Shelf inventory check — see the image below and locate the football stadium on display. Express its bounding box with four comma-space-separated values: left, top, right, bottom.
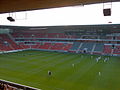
0, 0, 120, 90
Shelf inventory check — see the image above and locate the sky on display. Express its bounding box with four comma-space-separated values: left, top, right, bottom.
0, 2, 120, 26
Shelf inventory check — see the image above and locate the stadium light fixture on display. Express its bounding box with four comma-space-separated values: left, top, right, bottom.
103, 8, 111, 16
103, 2, 112, 16
7, 17, 15, 22
7, 13, 15, 22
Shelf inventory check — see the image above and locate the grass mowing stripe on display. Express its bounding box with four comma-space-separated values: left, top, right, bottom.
0, 51, 120, 90
0, 51, 64, 73
28, 53, 78, 75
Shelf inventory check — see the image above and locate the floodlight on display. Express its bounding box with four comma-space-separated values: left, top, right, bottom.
103, 8, 111, 16
7, 16, 15, 22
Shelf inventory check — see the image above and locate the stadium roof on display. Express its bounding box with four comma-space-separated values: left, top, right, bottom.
1, 24, 120, 31
0, 0, 118, 13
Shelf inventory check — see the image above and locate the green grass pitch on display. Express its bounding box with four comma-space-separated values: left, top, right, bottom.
0, 50, 120, 90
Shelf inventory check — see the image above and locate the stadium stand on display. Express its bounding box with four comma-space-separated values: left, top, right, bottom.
0, 34, 22, 51
94, 43, 104, 52
79, 42, 94, 52
39, 42, 52, 49
0, 79, 40, 90
113, 45, 120, 54
50, 43, 64, 50
0, 24, 120, 56
103, 44, 112, 54
116, 36, 120, 40
70, 42, 81, 51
